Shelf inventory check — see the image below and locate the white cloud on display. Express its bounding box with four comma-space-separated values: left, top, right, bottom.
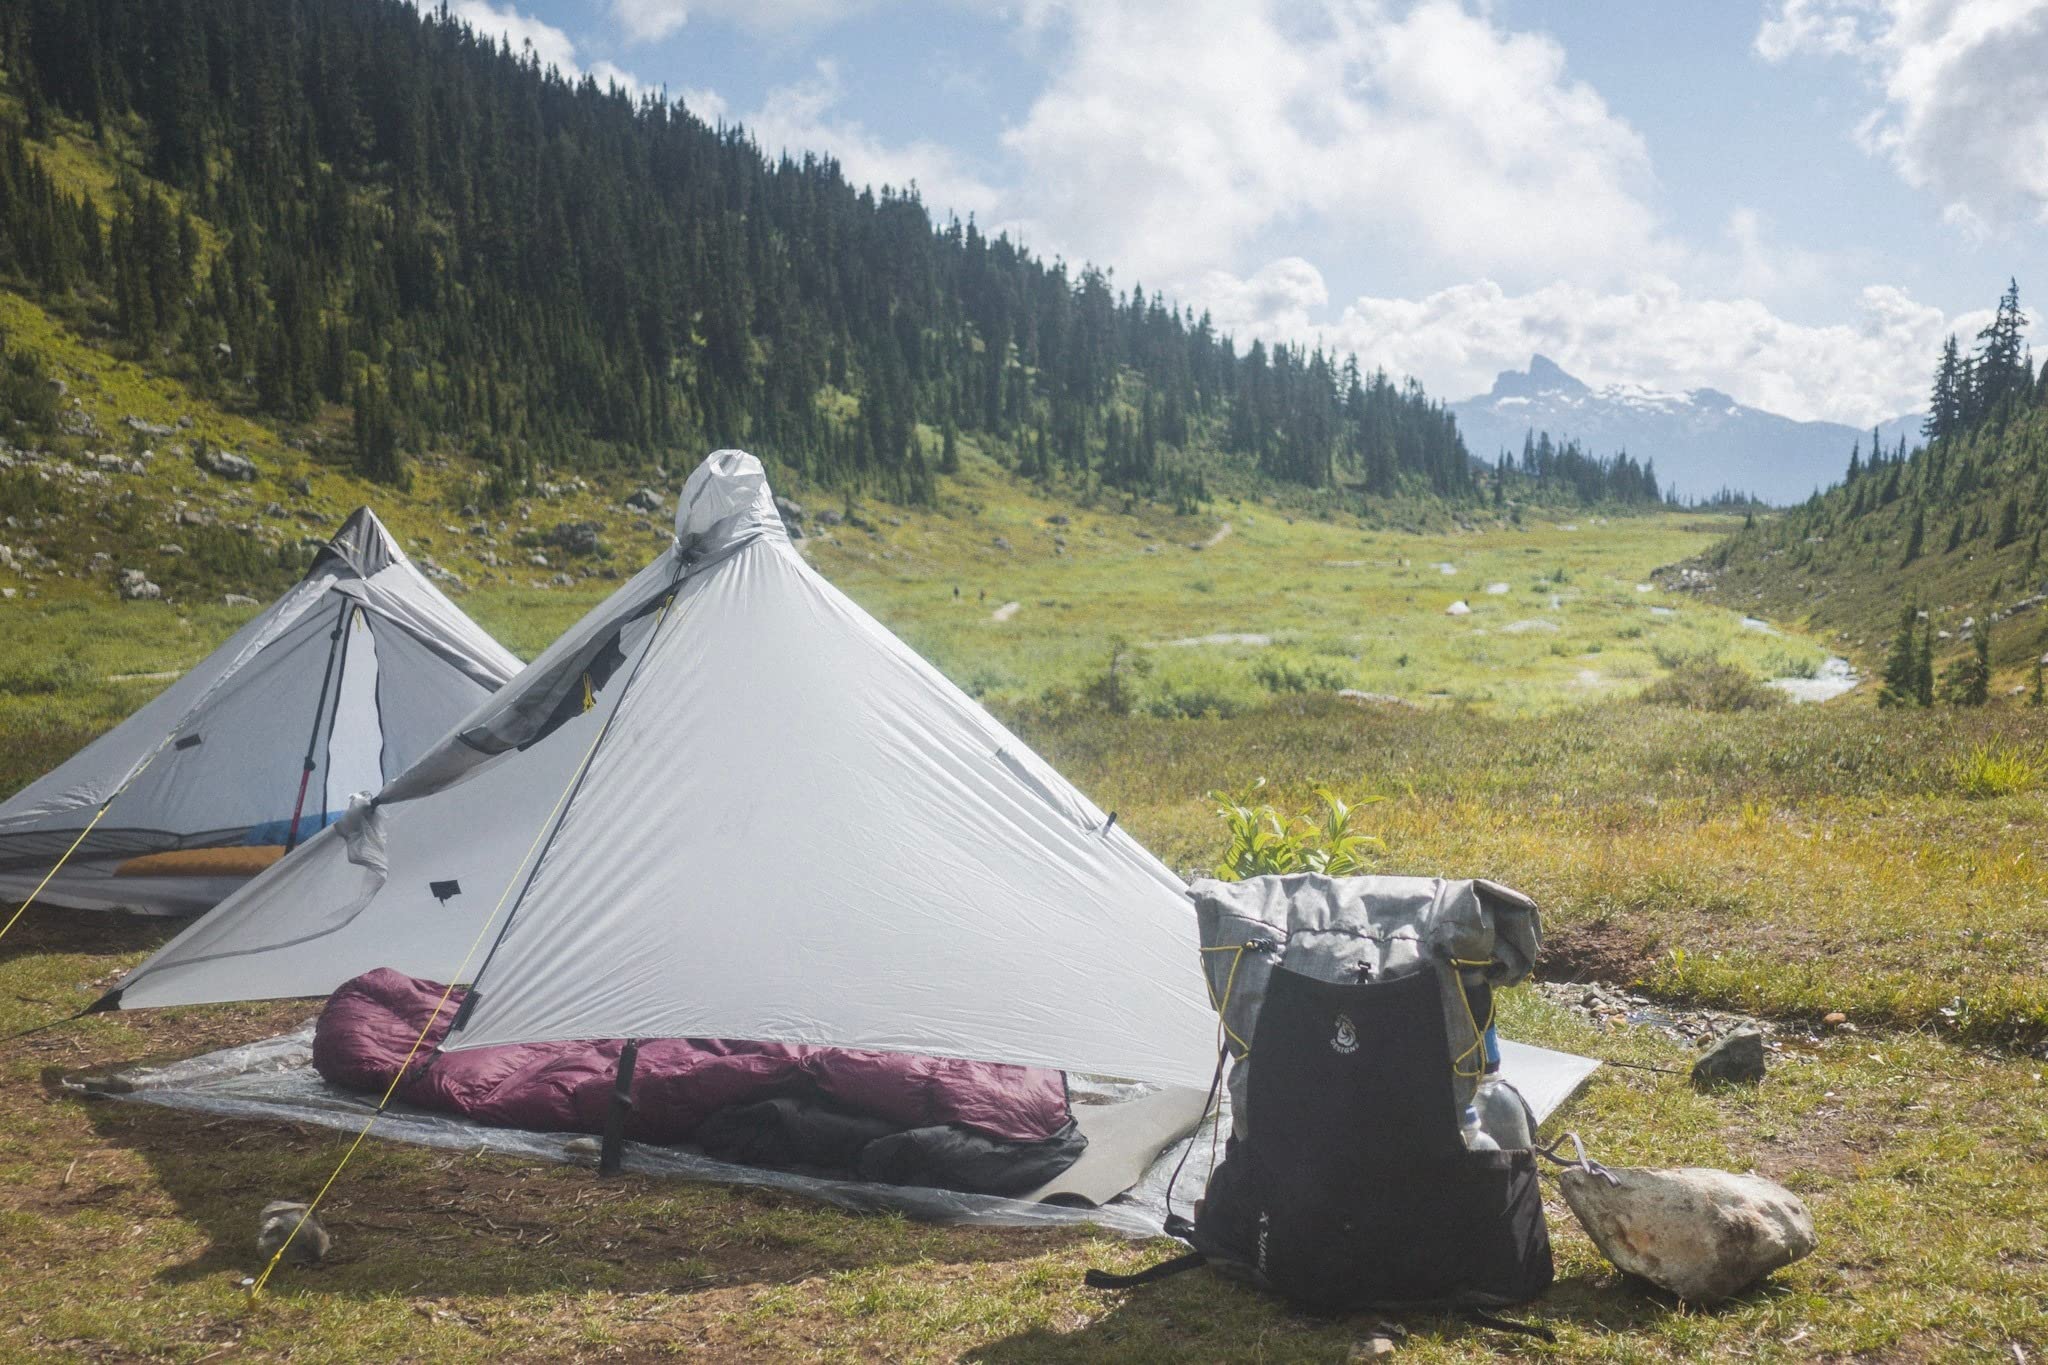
611, 0, 875, 45
1757, 0, 2048, 230
635, 0, 1986, 430
998, 0, 1665, 292
441, 0, 579, 73
740, 61, 1001, 219
1295, 275, 1972, 425
432, 0, 646, 93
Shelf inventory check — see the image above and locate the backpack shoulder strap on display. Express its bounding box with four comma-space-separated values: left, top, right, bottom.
1084, 1251, 1207, 1290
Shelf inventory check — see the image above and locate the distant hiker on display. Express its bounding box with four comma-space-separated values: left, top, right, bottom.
953, 586, 961, 599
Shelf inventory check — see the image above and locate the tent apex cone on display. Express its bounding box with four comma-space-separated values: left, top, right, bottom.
675, 449, 788, 556
318, 506, 406, 577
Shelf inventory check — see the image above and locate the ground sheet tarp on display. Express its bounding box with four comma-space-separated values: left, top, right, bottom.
70, 1028, 1598, 1238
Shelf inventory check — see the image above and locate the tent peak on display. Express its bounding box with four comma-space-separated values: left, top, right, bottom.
675, 449, 787, 558
318, 507, 406, 578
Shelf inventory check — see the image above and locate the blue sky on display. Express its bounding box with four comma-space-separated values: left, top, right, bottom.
441, 0, 2046, 426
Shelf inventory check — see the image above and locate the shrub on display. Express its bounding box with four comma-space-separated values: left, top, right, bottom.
1762, 649, 1819, 679
1250, 653, 1351, 694
1640, 657, 1785, 713
1952, 742, 2040, 799
0, 470, 64, 520
0, 655, 93, 696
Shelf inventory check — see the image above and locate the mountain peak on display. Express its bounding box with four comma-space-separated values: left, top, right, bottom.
1490, 353, 1589, 401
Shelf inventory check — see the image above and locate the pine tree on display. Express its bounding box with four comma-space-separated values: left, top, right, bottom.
2032, 653, 2044, 707
1997, 494, 2022, 548
351, 377, 408, 489
1902, 508, 1924, 565
1878, 604, 1921, 707
1926, 335, 1963, 442
1942, 624, 1991, 706
1916, 621, 1935, 707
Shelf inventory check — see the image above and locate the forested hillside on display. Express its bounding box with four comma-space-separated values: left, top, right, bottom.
1701, 281, 2048, 684
0, 0, 1474, 511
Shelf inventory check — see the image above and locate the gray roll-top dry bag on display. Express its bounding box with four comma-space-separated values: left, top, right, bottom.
1089, 874, 1553, 1316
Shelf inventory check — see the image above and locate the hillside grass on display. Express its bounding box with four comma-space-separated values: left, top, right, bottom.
18, 337, 2048, 1356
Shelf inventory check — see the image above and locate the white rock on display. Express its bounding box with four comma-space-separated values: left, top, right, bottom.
1561, 1166, 1815, 1304
1445, 599, 1472, 616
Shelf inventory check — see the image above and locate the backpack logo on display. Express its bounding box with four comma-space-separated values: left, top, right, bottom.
1330, 1012, 1358, 1054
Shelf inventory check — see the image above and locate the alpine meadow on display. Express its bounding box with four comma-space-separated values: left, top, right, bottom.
3, 1, 2048, 1361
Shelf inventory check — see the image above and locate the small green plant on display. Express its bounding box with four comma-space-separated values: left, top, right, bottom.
1951, 741, 2040, 799
1208, 780, 1386, 880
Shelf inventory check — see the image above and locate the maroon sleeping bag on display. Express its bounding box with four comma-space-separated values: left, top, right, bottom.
312, 968, 1074, 1146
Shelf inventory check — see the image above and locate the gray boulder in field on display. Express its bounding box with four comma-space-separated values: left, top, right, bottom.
1561, 1165, 1815, 1303
1691, 1028, 1767, 1089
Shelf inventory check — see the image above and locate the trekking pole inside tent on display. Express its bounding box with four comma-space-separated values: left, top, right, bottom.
285, 602, 355, 853
248, 589, 685, 1300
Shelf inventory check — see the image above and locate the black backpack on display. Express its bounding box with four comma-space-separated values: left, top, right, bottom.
1091, 961, 1552, 1314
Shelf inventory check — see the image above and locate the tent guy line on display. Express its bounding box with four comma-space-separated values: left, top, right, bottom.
248, 641, 638, 1298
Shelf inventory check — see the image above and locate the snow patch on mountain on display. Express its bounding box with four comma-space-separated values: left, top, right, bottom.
1451, 356, 1920, 506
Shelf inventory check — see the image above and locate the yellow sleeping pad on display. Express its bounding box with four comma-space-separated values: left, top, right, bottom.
113, 846, 287, 878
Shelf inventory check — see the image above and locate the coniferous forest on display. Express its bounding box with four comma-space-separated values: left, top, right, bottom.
0, 0, 1477, 508
1709, 280, 2048, 680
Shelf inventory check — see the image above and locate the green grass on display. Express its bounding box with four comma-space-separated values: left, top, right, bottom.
2, 936, 2044, 1362
18, 334, 2048, 1357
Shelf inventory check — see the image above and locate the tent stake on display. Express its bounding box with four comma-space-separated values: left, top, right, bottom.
599, 1039, 640, 1177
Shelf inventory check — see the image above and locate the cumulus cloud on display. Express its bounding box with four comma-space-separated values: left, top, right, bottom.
740, 61, 1001, 219
434, 0, 645, 93
1757, 0, 2048, 230
1303, 275, 1968, 425
440, 0, 579, 72
642, 0, 1982, 428
611, 0, 876, 45
999, 0, 1665, 291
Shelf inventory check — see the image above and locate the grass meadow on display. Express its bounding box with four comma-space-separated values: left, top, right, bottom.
7, 451, 2048, 1359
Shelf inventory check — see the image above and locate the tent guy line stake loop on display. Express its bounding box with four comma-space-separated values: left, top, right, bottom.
248, 592, 684, 1302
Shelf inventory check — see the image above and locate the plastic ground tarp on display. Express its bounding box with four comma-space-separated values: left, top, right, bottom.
68, 1028, 1599, 1238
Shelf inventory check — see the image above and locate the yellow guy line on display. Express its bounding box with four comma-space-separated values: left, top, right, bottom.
0, 742, 172, 950
249, 595, 675, 1299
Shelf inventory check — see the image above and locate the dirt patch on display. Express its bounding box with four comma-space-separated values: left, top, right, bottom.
0, 903, 184, 966
1537, 918, 1661, 986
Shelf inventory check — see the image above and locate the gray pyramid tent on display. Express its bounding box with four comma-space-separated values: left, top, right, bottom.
0, 509, 521, 917
101, 452, 1221, 1095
